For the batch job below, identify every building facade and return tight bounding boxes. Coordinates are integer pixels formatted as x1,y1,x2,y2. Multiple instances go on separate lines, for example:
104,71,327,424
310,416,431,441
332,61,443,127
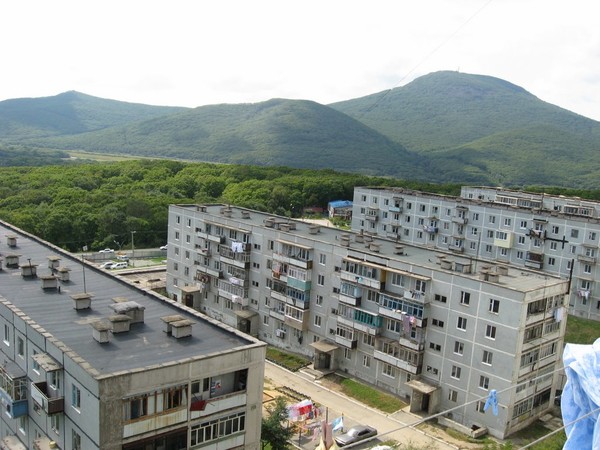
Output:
165,203,569,439
0,219,265,450
352,186,600,321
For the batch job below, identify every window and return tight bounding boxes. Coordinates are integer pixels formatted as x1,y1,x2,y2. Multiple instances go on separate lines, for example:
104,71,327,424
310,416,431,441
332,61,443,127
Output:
485,325,497,339
571,229,579,238
460,291,471,306
3,324,9,344
504,218,512,226
457,317,467,330
454,341,464,355
319,254,326,265
434,294,447,303
451,365,462,379
489,299,500,314
190,412,246,446
488,215,496,224
362,334,375,347
32,351,40,373
382,363,396,377
344,348,352,360
50,413,60,434
429,342,441,352
472,213,479,221
431,318,444,328
548,257,556,266
262,315,269,326
552,225,559,234
315,295,323,306
479,376,490,390
317,274,325,286
164,386,185,410
448,390,458,402
17,337,24,357
550,241,557,250
487,230,494,238
520,220,528,229
125,396,148,420
517,251,523,259
589,232,597,240
471,227,478,236
50,371,61,389
314,316,322,327
485,244,492,253
72,430,81,450
362,355,371,368
476,401,486,413
482,350,493,365
72,384,81,410
175,231,180,240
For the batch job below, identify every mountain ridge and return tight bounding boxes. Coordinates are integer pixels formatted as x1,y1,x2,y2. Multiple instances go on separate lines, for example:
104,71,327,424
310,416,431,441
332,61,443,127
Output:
1,71,599,187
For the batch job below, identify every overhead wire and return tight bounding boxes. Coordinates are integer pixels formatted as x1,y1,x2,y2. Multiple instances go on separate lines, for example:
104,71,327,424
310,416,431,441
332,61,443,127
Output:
361,0,496,115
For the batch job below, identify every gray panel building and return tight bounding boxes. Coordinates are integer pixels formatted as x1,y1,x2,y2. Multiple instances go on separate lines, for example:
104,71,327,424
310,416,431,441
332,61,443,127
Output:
352,186,600,320
0,219,265,450
165,203,569,439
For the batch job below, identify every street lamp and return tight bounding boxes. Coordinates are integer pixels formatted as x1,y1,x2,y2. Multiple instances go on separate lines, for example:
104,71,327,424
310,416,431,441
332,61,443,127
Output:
131,231,137,267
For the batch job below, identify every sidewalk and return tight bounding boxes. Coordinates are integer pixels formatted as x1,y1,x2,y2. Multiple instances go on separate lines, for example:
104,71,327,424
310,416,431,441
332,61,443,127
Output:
264,362,457,450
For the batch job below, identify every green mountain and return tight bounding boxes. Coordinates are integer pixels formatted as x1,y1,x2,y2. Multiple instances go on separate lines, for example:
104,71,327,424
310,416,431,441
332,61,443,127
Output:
1,71,600,187
17,98,427,179
0,91,187,139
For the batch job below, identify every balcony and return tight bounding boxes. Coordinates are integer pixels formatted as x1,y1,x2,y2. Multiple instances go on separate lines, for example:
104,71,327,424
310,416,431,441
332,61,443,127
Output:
423,225,438,234
0,364,28,418
378,306,425,328
334,334,357,349
336,310,382,336
525,252,544,269
448,244,464,253
340,271,382,291
577,253,597,263
269,308,285,321
219,245,251,268
31,382,64,414
451,216,468,224
373,350,420,374
284,313,309,331
287,277,312,291
389,205,403,213
196,266,222,278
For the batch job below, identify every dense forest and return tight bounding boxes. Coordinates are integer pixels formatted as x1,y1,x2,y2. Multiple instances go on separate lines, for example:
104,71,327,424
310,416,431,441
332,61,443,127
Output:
1,159,599,253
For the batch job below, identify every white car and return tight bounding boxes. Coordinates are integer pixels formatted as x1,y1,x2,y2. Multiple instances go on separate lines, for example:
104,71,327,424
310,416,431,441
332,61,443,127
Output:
99,248,114,253
111,262,128,270
116,254,129,261
160,245,168,250
99,261,114,269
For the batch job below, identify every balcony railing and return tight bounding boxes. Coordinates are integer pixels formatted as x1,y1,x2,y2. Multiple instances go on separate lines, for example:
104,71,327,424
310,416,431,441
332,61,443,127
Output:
31,382,64,414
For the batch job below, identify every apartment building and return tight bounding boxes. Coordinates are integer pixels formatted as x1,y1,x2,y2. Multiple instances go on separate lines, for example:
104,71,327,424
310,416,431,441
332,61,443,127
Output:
0,219,265,450
165,203,569,439
352,186,600,321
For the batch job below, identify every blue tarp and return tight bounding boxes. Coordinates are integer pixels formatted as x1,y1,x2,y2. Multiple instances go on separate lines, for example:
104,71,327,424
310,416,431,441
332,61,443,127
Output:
562,338,600,449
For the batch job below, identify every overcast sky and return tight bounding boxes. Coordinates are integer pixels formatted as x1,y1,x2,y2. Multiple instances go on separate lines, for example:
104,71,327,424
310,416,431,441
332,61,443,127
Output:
2,1,599,120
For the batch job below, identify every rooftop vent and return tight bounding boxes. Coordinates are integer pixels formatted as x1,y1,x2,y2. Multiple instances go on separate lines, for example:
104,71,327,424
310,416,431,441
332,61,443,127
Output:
264,217,276,228
108,314,132,333
369,243,380,253
71,292,93,310
496,265,509,276
308,224,320,234
91,320,111,344
20,262,38,278
241,211,251,219
340,234,350,247
5,254,21,268
196,205,207,212
56,266,71,282
6,234,17,248
110,301,145,324
394,245,405,255
161,315,194,339
47,256,61,270
440,259,453,270
40,275,58,290
279,223,291,232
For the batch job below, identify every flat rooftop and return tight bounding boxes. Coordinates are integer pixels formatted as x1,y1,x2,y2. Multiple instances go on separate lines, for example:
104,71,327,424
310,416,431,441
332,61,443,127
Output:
0,220,255,378
179,204,565,293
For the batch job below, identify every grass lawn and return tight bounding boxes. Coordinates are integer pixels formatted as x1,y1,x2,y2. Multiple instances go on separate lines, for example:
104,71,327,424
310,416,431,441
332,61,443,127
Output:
266,347,311,372
565,314,600,344
330,375,407,413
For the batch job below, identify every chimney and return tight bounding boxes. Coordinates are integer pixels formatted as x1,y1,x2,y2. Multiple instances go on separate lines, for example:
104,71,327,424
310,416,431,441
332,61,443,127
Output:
91,320,111,344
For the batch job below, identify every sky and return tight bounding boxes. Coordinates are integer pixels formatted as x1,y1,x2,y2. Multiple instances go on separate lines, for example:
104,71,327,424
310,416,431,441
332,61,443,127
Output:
1,0,599,120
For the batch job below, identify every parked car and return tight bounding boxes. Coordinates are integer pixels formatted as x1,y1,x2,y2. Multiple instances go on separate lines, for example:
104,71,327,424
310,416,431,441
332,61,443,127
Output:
160,245,168,250
111,262,128,270
334,425,378,448
116,254,129,261
99,248,114,253
99,261,114,269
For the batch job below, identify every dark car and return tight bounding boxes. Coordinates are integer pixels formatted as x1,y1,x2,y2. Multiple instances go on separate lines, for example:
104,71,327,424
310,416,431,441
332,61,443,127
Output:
334,425,378,447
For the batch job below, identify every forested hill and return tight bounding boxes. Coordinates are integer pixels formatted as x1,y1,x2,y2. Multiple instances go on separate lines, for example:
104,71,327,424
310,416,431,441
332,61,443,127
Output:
0,91,187,139
16,99,428,179
2,71,600,187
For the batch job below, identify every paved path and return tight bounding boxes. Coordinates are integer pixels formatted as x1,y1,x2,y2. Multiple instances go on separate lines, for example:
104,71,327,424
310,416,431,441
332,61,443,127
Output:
264,362,456,450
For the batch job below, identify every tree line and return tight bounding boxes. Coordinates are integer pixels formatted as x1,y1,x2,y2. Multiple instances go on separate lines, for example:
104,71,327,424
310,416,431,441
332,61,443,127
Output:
1,159,597,253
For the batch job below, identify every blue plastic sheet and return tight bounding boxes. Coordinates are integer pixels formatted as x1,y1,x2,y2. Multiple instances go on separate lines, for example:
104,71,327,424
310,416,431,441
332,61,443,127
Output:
562,338,600,449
